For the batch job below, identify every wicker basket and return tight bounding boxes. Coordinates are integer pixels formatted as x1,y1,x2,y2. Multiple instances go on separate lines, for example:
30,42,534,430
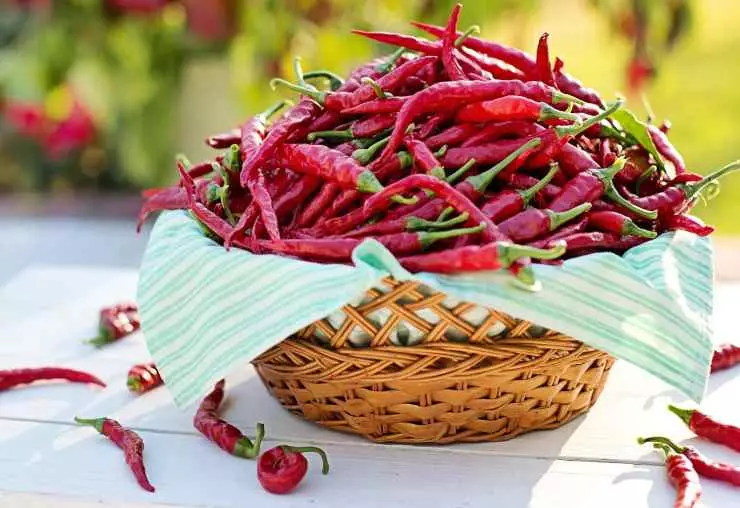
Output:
253,277,614,444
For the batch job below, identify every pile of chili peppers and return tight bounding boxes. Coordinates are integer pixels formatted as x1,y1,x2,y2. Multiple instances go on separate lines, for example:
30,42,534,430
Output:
139,4,739,286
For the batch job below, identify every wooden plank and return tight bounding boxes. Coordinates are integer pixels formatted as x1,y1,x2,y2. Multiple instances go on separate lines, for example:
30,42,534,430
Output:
1,418,736,508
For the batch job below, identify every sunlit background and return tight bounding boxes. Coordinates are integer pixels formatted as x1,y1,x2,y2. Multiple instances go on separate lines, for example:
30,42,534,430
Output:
0,0,738,234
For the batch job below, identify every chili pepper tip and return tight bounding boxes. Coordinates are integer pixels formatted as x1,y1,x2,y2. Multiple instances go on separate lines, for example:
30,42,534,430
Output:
281,445,330,475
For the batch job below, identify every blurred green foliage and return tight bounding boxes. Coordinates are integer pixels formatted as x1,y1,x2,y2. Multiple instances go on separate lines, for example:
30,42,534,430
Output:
0,0,738,233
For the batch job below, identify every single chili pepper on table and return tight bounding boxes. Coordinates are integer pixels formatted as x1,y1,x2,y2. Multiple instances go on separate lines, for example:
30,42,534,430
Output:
648,443,702,508
194,380,265,459
258,445,330,495
662,214,714,237
639,436,740,487
262,223,484,262
378,79,582,162
127,363,164,395
87,302,140,347
74,417,155,493
498,203,592,243
456,96,580,124
0,368,105,391
587,210,656,239
240,99,320,188
669,405,740,453
622,160,740,215
481,163,559,222
398,241,565,274
711,343,740,373
535,32,556,86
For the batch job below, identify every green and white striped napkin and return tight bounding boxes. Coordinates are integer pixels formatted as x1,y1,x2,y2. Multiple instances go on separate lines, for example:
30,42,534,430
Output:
138,211,714,408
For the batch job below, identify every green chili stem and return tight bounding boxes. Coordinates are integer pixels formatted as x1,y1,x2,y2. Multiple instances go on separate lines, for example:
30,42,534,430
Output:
445,158,476,185
684,160,740,201
303,70,345,91
436,207,454,222
281,445,330,474
667,404,694,426
418,222,485,249
307,129,353,141
233,422,265,459
353,136,390,164
541,104,581,122
454,25,480,47
270,78,327,105
519,163,559,205
467,138,541,193
499,242,567,267
549,203,591,230
74,416,105,433
637,436,685,454
376,48,406,74
557,99,624,139
361,77,387,99
406,212,470,231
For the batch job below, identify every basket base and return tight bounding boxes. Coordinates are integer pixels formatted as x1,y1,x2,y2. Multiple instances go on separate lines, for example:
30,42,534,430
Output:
253,340,615,444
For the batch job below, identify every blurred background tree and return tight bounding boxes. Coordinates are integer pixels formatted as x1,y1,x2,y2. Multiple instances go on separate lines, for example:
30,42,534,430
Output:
0,0,737,233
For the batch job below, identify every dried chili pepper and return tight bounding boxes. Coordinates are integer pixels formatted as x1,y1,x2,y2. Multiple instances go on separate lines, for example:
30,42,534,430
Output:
308,113,396,141
206,127,240,149
441,4,467,81
399,241,565,274
535,33,556,86
551,231,647,253
662,214,714,237
258,445,330,495
648,124,686,174
405,138,444,175
425,124,480,150
74,416,155,493
460,120,539,148
456,96,580,124
341,96,407,115
711,343,740,373
669,405,740,453
482,163,559,222
194,380,265,459
88,302,140,347
0,367,105,391
528,217,588,249
127,363,164,395
639,436,740,488
588,210,656,239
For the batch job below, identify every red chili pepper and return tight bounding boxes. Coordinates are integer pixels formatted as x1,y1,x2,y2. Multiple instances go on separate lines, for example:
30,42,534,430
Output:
418,111,454,139
277,143,384,193
549,157,657,219
623,160,740,215
341,96,407,115
379,79,580,162
668,173,704,185
290,110,344,142
460,47,526,81
239,102,287,162
127,363,163,395
669,405,740,453
398,241,565,274
482,164,559,222
425,123,480,150
550,231,647,253
662,214,714,237
535,32,556,86
341,198,449,239
588,210,656,239
74,417,155,492
308,114,396,141
457,96,579,124
460,121,540,148
527,217,588,249
194,380,265,459
650,445,702,508
506,173,562,205
639,436,740,488
88,302,140,347
405,138,444,175
440,4,467,81
711,343,740,373
240,99,320,188
552,57,605,107
557,143,601,177
272,56,436,112
262,223,484,262
179,164,236,242
0,367,105,391
648,124,686,174
206,127,240,149
498,203,591,243
294,183,342,229
257,445,330,495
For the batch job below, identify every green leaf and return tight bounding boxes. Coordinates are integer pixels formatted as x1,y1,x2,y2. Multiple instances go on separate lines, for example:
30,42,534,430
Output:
611,107,668,176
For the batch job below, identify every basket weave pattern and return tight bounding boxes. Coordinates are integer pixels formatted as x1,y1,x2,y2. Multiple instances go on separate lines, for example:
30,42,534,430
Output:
253,277,614,444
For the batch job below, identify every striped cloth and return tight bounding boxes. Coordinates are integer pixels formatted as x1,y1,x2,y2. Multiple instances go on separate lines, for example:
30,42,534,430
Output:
138,211,714,408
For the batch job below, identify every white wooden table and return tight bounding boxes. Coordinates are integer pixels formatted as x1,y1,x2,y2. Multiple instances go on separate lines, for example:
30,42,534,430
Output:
0,266,737,507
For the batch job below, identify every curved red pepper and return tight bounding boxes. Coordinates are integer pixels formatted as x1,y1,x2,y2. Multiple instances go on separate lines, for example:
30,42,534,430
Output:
669,405,740,453
498,203,591,243
711,343,740,373
0,367,105,391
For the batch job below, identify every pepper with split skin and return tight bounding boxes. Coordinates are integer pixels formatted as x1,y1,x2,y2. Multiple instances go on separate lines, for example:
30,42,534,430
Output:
399,241,565,274
588,210,656,239
378,79,581,162
74,416,155,493
240,99,320,188
262,223,484,262
498,203,592,243
482,164,559,222
639,436,740,488
127,363,163,395
1,367,105,391
456,96,580,124
258,445,330,495
669,405,740,453
194,380,265,459
87,302,140,347
711,343,740,373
